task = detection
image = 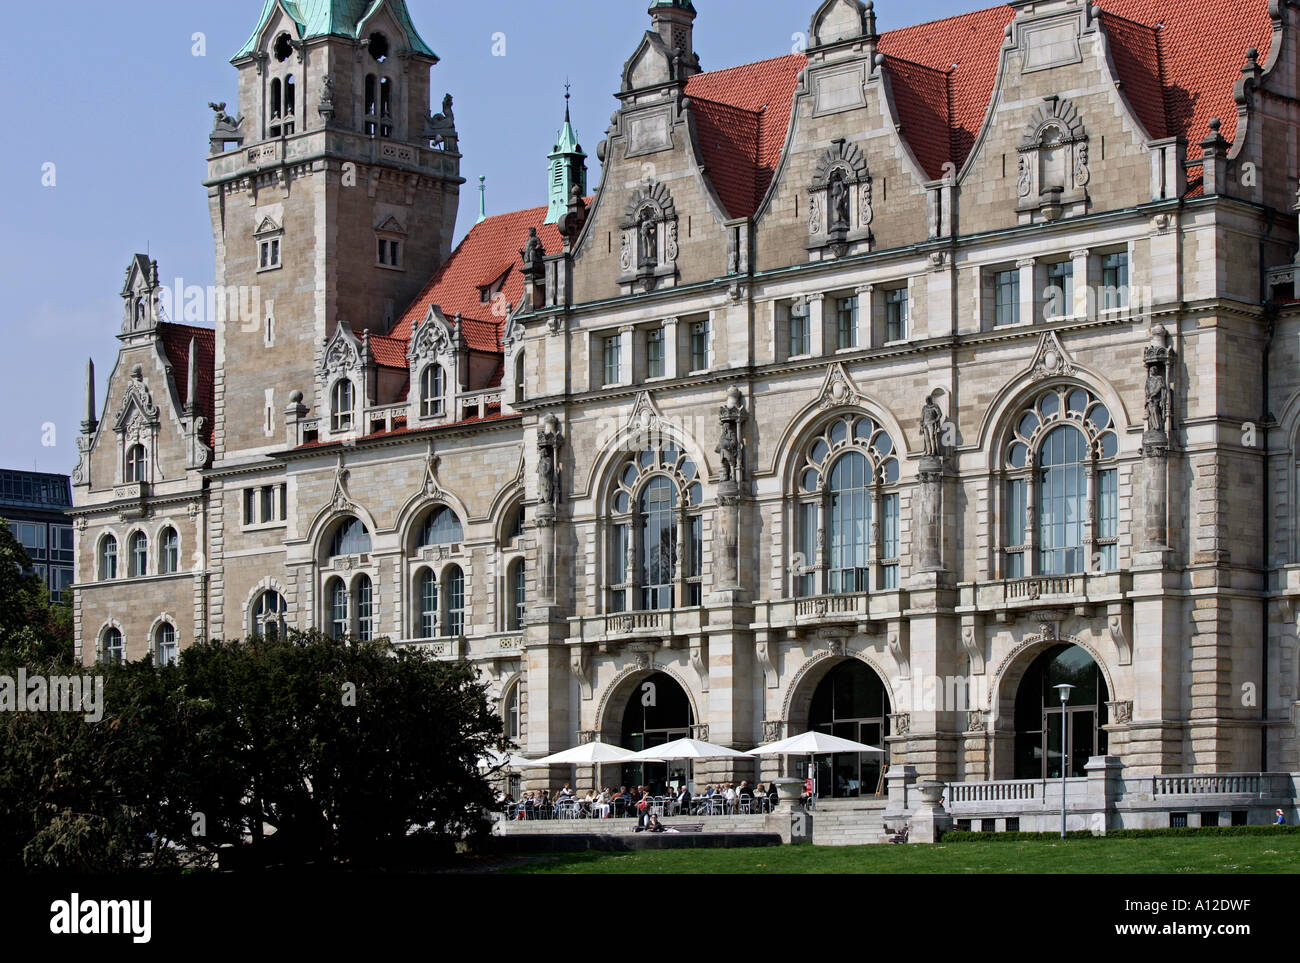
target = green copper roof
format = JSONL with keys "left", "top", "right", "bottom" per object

{"left": 234, "top": 0, "right": 436, "bottom": 61}
{"left": 546, "top": 96, "right": 588, "bottom": 225}
{"left": 651, "top": 0, "right": 697, "bottom": 10}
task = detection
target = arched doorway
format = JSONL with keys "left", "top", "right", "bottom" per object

{"left": 619, "top": 671, "right": 694, "bottom": 794}
{"left": 808, "top": 659, "right": 890, "bottom": 798}
{"left": 1014, "top": 644, "right": 1109, "bottom": 778}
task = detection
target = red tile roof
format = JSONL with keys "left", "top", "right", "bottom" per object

{"left": 368, "top": 332, "right": 408, "bottom": 369}
{"left": 393, "top": 204, "right": 566, "bottom": 350}
{"left": 686, "top": 54, "right": 807, "bottom": 219}
{"left": 295, "top": 411, "right": 522, "bottom": 450}
{"left": 157, "top": 322, "right": 215, "bottom": 447}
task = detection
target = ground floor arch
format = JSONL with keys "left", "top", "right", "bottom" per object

{"left": 788, "top": 656, "right": 893, "bottom": 799}
{"left": 1012, "top": 643, "right": 1110, "bottom": 778}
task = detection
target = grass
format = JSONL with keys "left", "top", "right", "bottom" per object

{"left": 494, "top": 835, "right": 1300, "bottom": 874}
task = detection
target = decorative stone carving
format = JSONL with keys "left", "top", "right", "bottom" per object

{"left": 716, "top": 387, "right": 747, "bottom": 486}
{"left": 620, "top": 180, "right": 678, "bottom": 287}
{"left": 690, "top": 637, "right": 709, "bottom": 692}
{"left": 808, "top": 138, "right": 873, "bottom": 256}
{"left": 961, "top": 622, "right": 986, "bottom": 676}
{"left": 330, "top": 456, "right": 354, "bottom": 514}
{"left": 520, "top": 227, "right": 545, "bottom": 277}
{"left": 1028, "top": 330, "right": 1077, "bottom": 381}
{"left": 888, "top": 631, "right": 910, "bottom": 679}
{"left": 113, "top": 365, "right": 160, "bottom": 432}
{"left": 1144, "top": 324, "right": 1172, "bottom": 438}
{"left": 578, "top": 729, "right": 597, "bottom": 745}
{"left": 570, "top": 646, "right": 592, "bottom": 701}
{"left": 537, "top": 414, "right": 563, "bottom": 511}
{"left": 1107, "top": 700, "right": 1134, "bottom": 725}
{"left": 966, "top": 710, "right": 987, "bottom": 733}
{"left": 921, "top": 394, "right": 945, "bottom": 457}
{"left": 756, "top": 637, "right": 778, "bottom": 689}
{"left": 691, "top": 724, "right": 711, "bottom": 742}
{"left": 425, "top": 93, "right": 458, "bottom": 152}
{"left": 818, "top": 362, "right": 864, "bottom": 410}
{"left": 317, "top": 76, "right": 335, "bottom": 122}
{"left": 208, "top": 101, "right": 244, "bottom": 152}
{"left": 1017, "top": 95, "right": 1089, "bottom": 216}
{"left": 619, "top": 232, "right": 634, "bottom": 273}
{"left": 762, "top": 720, "right": 785, "bottom": 743}
{"left": 889, "top": 712, "right": 911, "bottom": 737}
{"left": 421, "top": 441, "right": 444, "bottom": 500}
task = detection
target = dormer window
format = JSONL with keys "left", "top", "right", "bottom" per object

{"left": 125, "top": 444, "right": 146, "bottom": 483}
{"left": 421, "top": 365, "right": 445, "bottom": 418}
{"left": 331, "top": 379, "right": 355, "bottom": 432}
{"left": 377, "top": 238, "right": 401, "bottom": 268}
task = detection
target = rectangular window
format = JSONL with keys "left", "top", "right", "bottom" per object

{"left": 260, "top": 486, "right": 274, "bottom": 524}
{"left": 1006, "top": 478, "right": 1027, "bottom": 578}
{"left": 279, "top": 484, "right": 287, "bottom": 522}
{"left": 881, "top": 493, "right": 899, "bottom": 590}
{"left": 446, "top": 577, "right": 465, "bottom": 636}
{"left": 51, "top": 566, "right": 74, "bottom": 603}
{"left": 259, "top": 238, "right": 281, "bottom": 270}
{"left": 609, "top": 523, "right": 628, "bottom": 614}
{"left": 1101, "top": 252, "right": 1129, "bottom": 309}
{"left": 52, "top": 525, "right": 74, "bottom": 563}
{"left": 687, "top": 515, "right": 702, "bottom": 607}
{"left": 1097, "top": 468, "right": 1118, "bottom": 571}
{"left": 646, "top": 327, "right": 664, "bottom": 379}
{"left": 994, "top": 269, "right": 1020, "bottom": 326}
{"left": 789, "top": 305, "right": 810, "bottom": 357}
{"left": 690, "top": 321, "right": 709, "bottom": 372}
{"left": 1045, "top": 261, "right": 1073, "bottom": 319}
{"left": 796, "top": 502, "right": 817, "bottom": 597}
{"left": 885, "top": 288, "right": 908, "bottom": 342}
{"left": 836, "top": 296, "right": 858, "bottom": 350}
{"left": 243, "top": 489, "right": 255, "bottom": 526}
{"left": 603, "top": 335, "right": 622, "bottom": 386}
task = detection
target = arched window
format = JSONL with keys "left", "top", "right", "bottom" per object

{"left": 514, "top": 352, "right": 525, "bottom": 405}
{"left": 418, "top": 569, "right": 437, "bottom": 638}
{"left": 125, "top": 444, "right": 146, "bottom": 484}
{"left": 129, "top": 531, "right": 148, "bottom": 578}
{"left": 421, "top": 365, "right": 445, "bottom": 418}
{"left": 155, "top": 622, "right": 177, "bottom": 666}
{"left": 809, "top": 659, "right": 891, "bottom": 797}
{"left": 159, "top": 527, "right": 179, "bottom": 575}
{"left": 378, "top": 77, "right": 393, "bottom": 136}
{"left": 607, "top": 445, "right": 704, "bottom": 613}
{"left": 508, "top": 559, "right": 526, "bottom": 631}
{"left": 792, "top": 415, "right": 901, "bottom": 597}
{"left": 355, "top": 574, "right": 374, "bottom": 642}
{"left": 331, "top": 379, "right": 355, "bottom": 432}
{"left": 100, "top": 535, "right": 118, "bottom": 580}
{"left": 442, "top": 565, "right": 464, "bottom": 636}
{"left": 102, "top": 628, "right": 124, "bottom": 665}
{"left": 328, "top": 578, "right": 348, "bottom": 639}
{"left": 1014, "top": 644, "right": 1109, "bottom": 778}
{"left": 254, "top": 590, "right": 286, "bottom": 639}
{"left": 504, "top": 683, "right": 520, "bottom": 741}
{"left": 329, "top": 517, "right": 371, "bottom": 558}
{"left": 364, "top": 74, "right": 378, "bottom": 135}
{"left": 1002, "top": 386, "right": 1119, "bottom": 577}
{"left": 420, "top": 506, "right": 463, "bottom": 547}
{"left": 270, "top": 78, "right": 282, "bottom": 121}
{"left": 506, "top": 503, "right": 526, "bottom": 543}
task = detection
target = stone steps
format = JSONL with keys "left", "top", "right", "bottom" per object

{"left": 808, "top": 809, "right": 889, "bottom": 846}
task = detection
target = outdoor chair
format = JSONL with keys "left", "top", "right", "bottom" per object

{"left": 738, "top": 794, "right": 753, "bottom": 814}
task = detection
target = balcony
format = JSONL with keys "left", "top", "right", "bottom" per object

{"left": 960, "top": 570, "right": 1129, "bottom": 616}
{"left": 568, "top": 607, "right": 704, "bottom": 647}
{"left": 751, "top": 591, "right": 902, "bottom": 634}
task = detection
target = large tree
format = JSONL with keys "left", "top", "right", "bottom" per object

{"left": 0, "top": 518, "right": 72, "bottom": 664}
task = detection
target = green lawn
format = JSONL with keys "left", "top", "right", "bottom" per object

{"left": 495, "top": 835, "right": 1300, "bottom": 874}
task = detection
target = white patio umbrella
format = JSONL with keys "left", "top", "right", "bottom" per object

{"left": 747, "top": 730, "right": 884, "bottom": 802}
{"left": 531, "top": 741, "right": 640, "bottom": 765}
{"left": 478, "top": 749, "right": 540, "bottom": 770}
{"left": 630, "top": 737, "right": 752, "bottom": 797}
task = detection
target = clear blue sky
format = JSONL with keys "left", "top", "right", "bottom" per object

{"left": 0, "top": 0, "right": 963, "bottom": 474}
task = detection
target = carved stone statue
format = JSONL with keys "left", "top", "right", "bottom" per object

{"left": 1143, "top": 324, "right": 1172, "bottom": 437}
{"left": 716, "top": 387, "right": 748, "bottom": 485}
{"left": 638, "top": 211, "right": 658, "bottom": 268}
{"left": 537, "top": 414, "right": 563, "bottom": 508}
{"left": 921, "top": 395, "right": 945, "bottom": 457}
{"left": 829, "top": 171, "right": 850, "bottom": 231}
{"left": 427, "top": 93, "right": 458, "bottom": 151}
{"left": 520, "top": 227, "right": 545, "bottom": 276}
{"left": 1016, "top": 153, "right": 1032, "bottom": 197}
{"left": 208, "top": 101, "right": 244, "bottom": 152}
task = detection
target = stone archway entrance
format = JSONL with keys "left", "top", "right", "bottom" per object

{"left": 1013, "top": 643, "right": 1110, "bottom": 778}
{"left": 791, "top": 658, "right": 892, "bottom": 799}
{"left": 617, "top": 671, "right": 694, "bottom": 794}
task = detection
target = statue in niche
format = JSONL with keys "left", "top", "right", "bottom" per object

{"left": 638, "top": 209, "right": 658, "bottom": 268}
{"left": 537, "top": 414, "right": 563, "bottom": 507}
{"left": 829, "top": 170, "right": 851, "bottom": 231}
{"left": 716, "top": 387, "right": 748, "bottom": 485}
{"left": 921, "top": 395, "right": 944, "bottom": 457}
{"left": 1145, "top": 363, "right": 1169, "bottom": 434}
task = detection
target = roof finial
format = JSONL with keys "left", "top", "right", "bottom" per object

{"left": 477, "top": 175, "right": 487, "bottom": 224}
{"left": 564, "top": 78, "right": 572, "bottom": 123}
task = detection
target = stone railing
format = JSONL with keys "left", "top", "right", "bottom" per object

{"left": 1151, "top": 773, "right": 1291, "bottom": 797}
{"left": 751, "top": 591, "right": 902, "bottom": 633}
{"left": 568, "top": 608, "right": 703, "bottom": 645}
{"left": 1006, "top": 575, "right": 1081, "bottom": 601}
{"left": 794, "top": 593, "right": 869, "bottom": 619}
{"left": 946, "top": 780, "right": 1040, "bottom": 803}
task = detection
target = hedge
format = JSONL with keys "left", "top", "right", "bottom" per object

{"left": 938, "top": 825, "right": 1300, "bottom": 843}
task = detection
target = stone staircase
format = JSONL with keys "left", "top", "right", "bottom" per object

{"left": 807, "top": 800, "right": 890, "bottom": 846}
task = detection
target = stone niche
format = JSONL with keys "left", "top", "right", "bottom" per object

{"left": 807, "top": 138, "right": 874, "bottom": 261}
{"left": 618, "top": 179, "right": 680, "bottom": 293}
{"left": 1016, "top": 95, "right": 1090, "bottom": 223}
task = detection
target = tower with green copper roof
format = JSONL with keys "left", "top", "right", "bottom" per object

{"left": 208, "top": 0, "right": 463, "bottom": 462}
{"left": 545, "top": 89, "right": 588, "bottom": 225}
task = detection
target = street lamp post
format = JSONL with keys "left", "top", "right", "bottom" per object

{"left": 1054, "top": 683, "right": 1075, "bottom": 839}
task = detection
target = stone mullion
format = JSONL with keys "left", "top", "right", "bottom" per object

{"left": 1084, "top": 461, "right": 1097, "bottom": 571}
{"left": 1024, "top": 467, "right": 1038, "bottom": 576}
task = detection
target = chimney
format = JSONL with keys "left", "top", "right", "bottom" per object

{"left": 649, "top": 1, "right": 698, "bottom": 73}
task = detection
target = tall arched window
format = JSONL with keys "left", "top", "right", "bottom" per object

{"left": 100, "top": 535, "right": 118, "bottom": 580}
{"left": 328, "top": 578, "right": 348, "bottom": 639}
{"left": 355, "top": 574, "right": 374, "bottom": 641}
{"left": 505, "top": 683, "right": 520, "bottom": 741}
{"left": 254, "top": 590, "right": 286, "bottom": 639}
{"left": 1003, "top": 386, "right": 1119, "bottom": 577}
{"left": 329, "top": 517, "right": 371, "bottom": 558}
{"left": 418, "top": 569, "right": 438, "bottom": 638}
{"left": 421, "top": 365, "right": 445, "bottom": 417}
{"left": 607, "top": 445, "right": 704, "bottom": 613}
{"left": 102, "top": 628, "right": 124, "bottom": 665}
{"left": 129, "top": 531, "right": 148, "bottom": 578}
{"left": 160, "top": 527, "right": 179, "bottom": 575}
{"left": 125, "top": 445, "right": 146, "bottom": 483}
{"left": 364, "top": 74, "right": 378, "bottom": 135}
{"left": 420, "top": 506, "right": 463, "bottom": 547}
{"left": 442, "top": 565, "right": 465, "bottom": 636}
{"left": 792, "top": 415, "right": 901, "bottom": 597}
{"left": 508, "top": 559, "right": 526, "bottom": 631}
{"left": 155, "top": 623, "right": 177, "bottom": 666}
{"left": 331, "top": 379, "right": 355, "bottom": 432}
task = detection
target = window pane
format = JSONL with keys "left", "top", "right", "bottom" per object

{"left": 1037, "top": 426, "right": 1087, "bottom": 575}
{"left": 829, "top": 452, "right": 870, "bottom": 594}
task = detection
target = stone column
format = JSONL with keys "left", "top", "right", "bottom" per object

{"left": 1140, "top": 325, "right": 1171, "bottom": 553}
{"left": 715, "top": 388, "right": 748, "bottom": 592}
{"left": 1017, "top": 257, "right": 1036, "bottom": 325}
{"left": 917, "top": 455, "right": 943, "bottom": 572}
{"left": 535, "top": 415, "right": 563, "bottom": 605}
{"left": 807, "top": 293, "right": 826, "bottom": 357}
{"left": 662, "top": 317, "right": 679, "bottom": 379}
{"left": 1070, "top": 248, "right": 1090, "bottom": 318}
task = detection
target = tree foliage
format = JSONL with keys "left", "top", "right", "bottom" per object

{"left": 0, "top": 631, "right": 504, "bottom": 872}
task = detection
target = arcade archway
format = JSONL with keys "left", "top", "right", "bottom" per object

{"left": 1013, "top": 643, "right": 1110, "bottom": 778}
{"left": 806, "top": 659, "right": 891, "bottom": 799}
{"left": 617, "top": 671, "right": 695, "bottom": 793}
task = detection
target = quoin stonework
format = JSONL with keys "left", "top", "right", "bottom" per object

{"left": 70, "top": 0, "right": 1300, "bottom": 830}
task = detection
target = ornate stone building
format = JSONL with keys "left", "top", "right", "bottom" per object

{"left": 71, "top": 0, "right": 1300, "bottom": 815}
